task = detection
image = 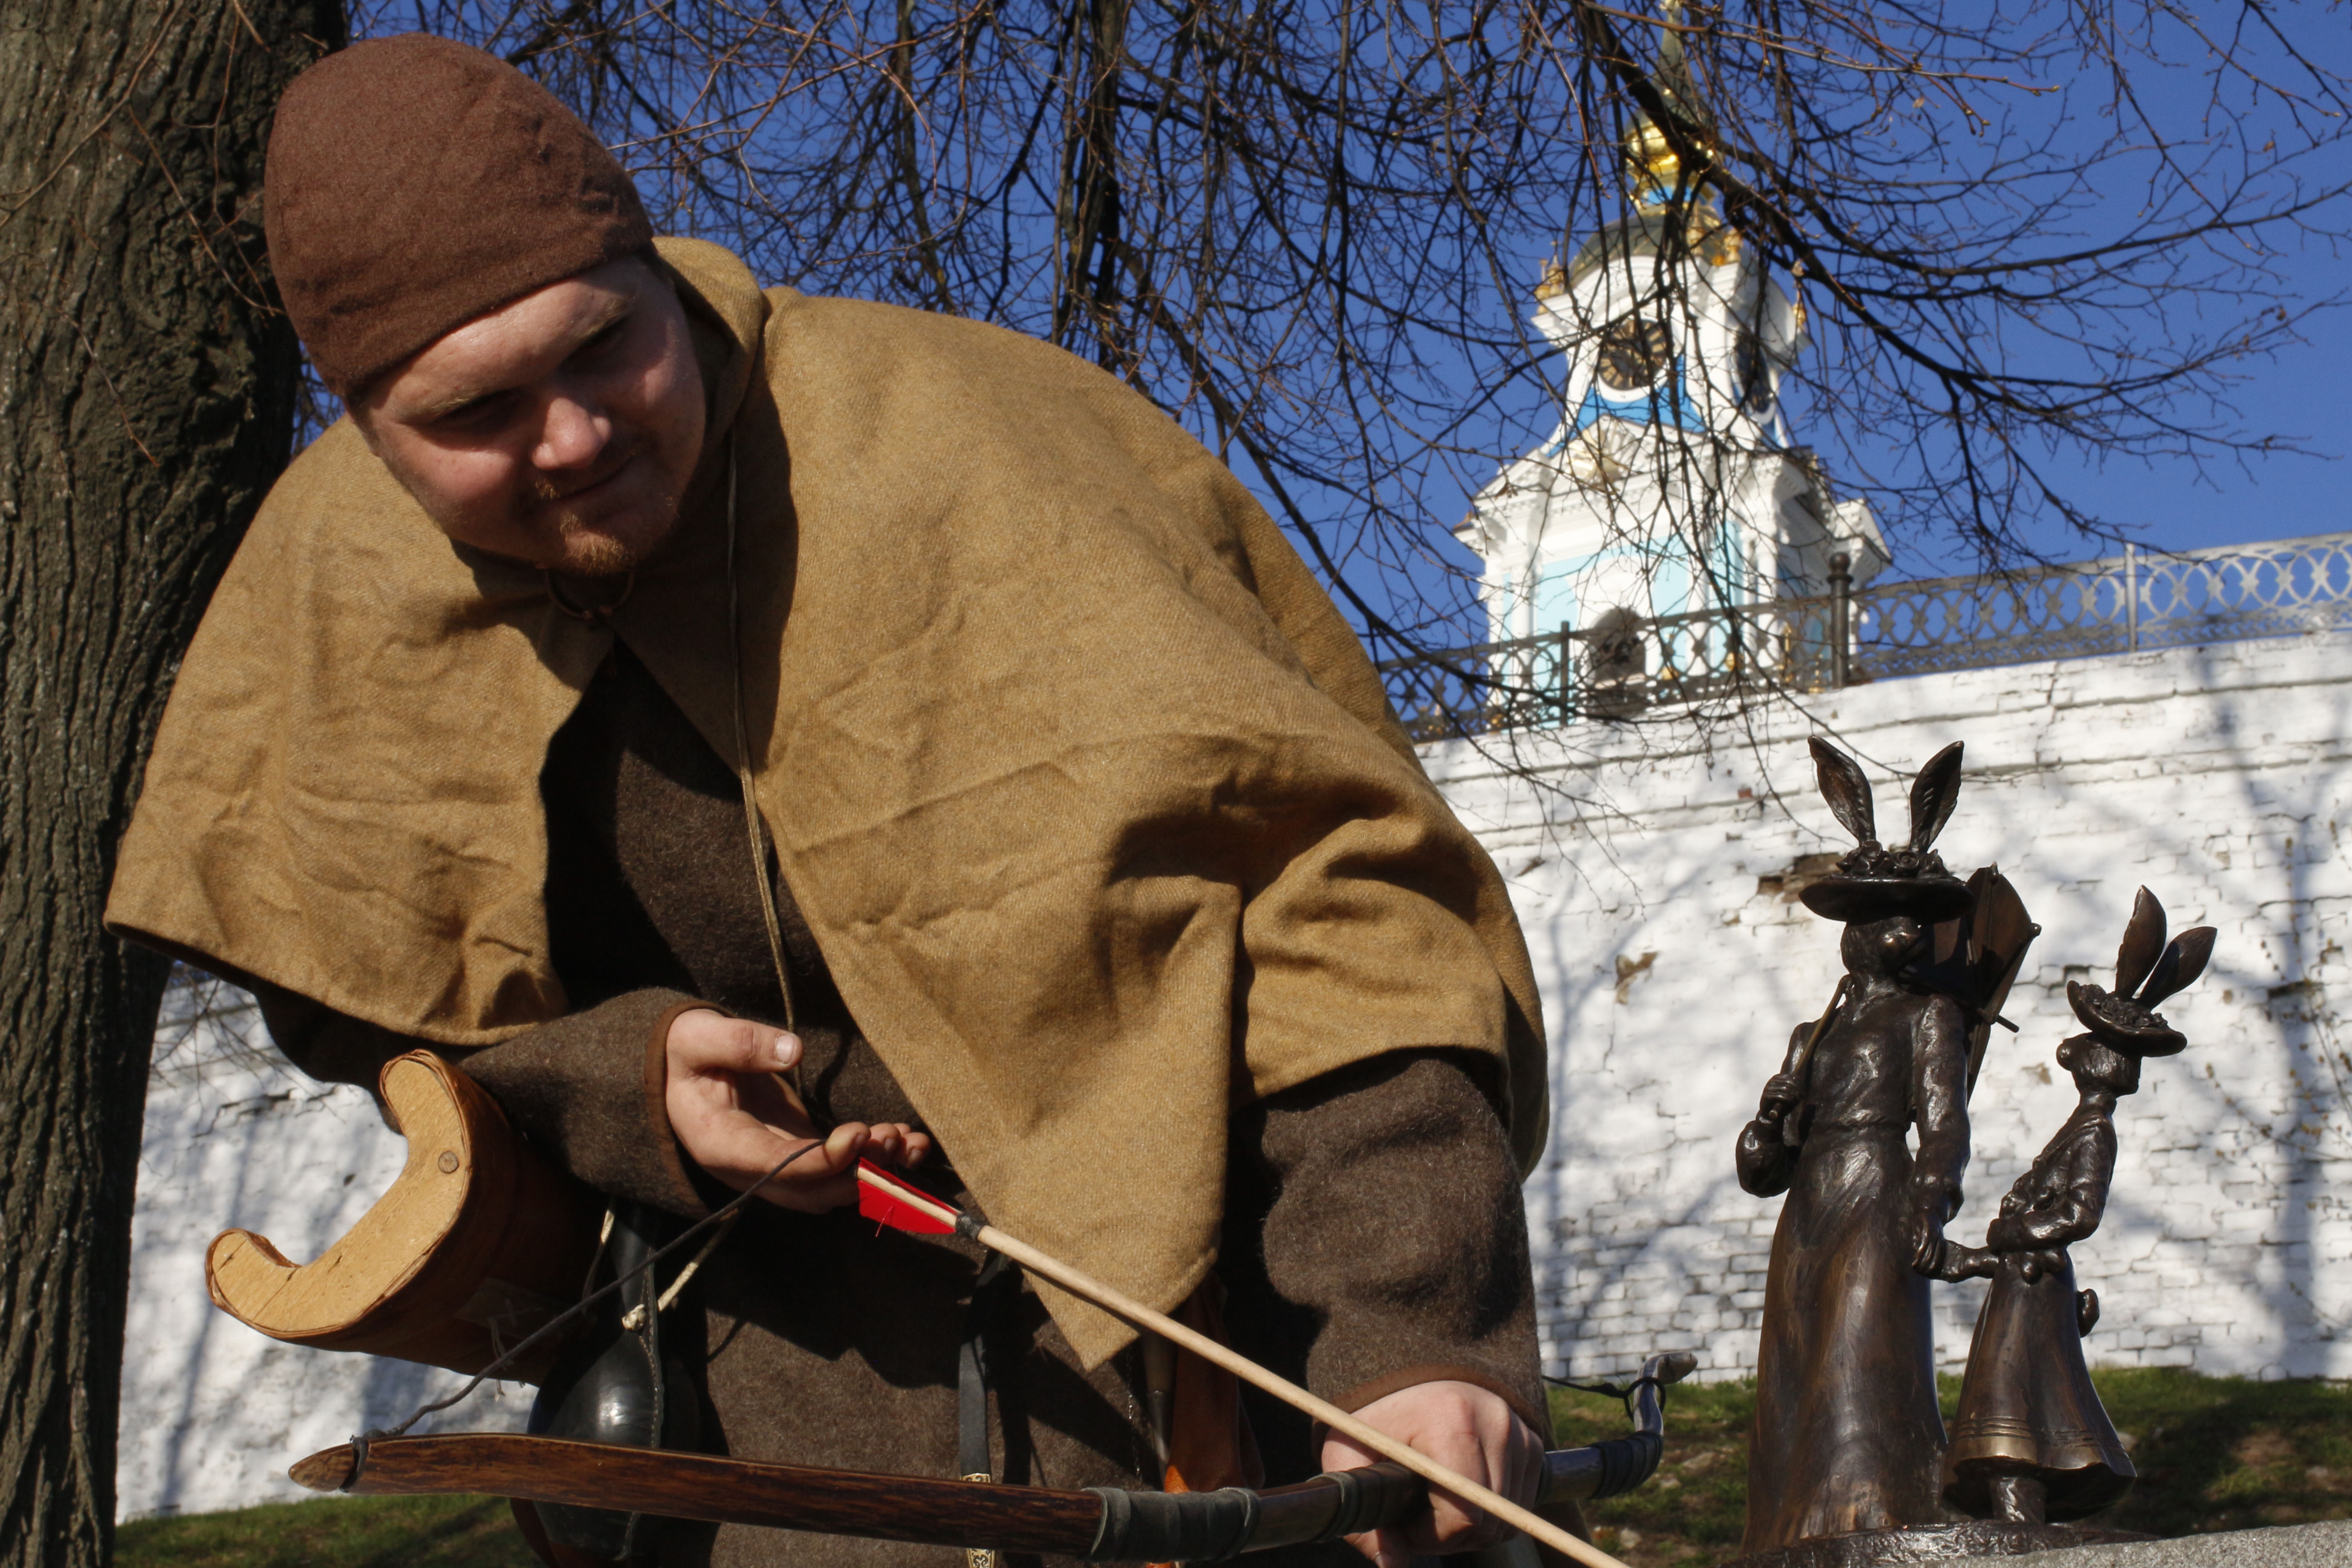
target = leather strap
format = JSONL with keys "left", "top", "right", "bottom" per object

{"left": 957, "top": 1253, "right": 1019, "bottom": 1480}
{"left": 958, "top": 1253, "right": 1019, "bottom": 1568}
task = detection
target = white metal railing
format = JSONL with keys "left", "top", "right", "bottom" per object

{"left": 1380, "top": 531, "right": 2352, "bottom": 741}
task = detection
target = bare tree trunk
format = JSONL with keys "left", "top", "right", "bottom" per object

{"left": 0, "top": 4, "right": 341, "bottom": 1562}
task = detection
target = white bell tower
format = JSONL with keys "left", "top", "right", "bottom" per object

{"left": 1458, "top": 92, "right": 1887, "bottom": 660}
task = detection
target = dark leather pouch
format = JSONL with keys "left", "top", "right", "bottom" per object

{"left": 529, "top": 1201, "right": 702, "bottom": 1564}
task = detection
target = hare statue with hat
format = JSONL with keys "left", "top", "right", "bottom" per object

{"left": 1923, "top": 890, "right": 2216, "bottom": 1531}
{"left": 1735, "top": 738, "right": 1981, "bottom": 1553}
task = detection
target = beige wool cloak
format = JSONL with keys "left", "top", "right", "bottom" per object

{"left": 107, "top": 238, "right": 1548, "bottom": 1368}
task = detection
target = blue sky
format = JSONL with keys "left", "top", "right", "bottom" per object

{"left": 2009, "top": 301, "right": 2347, "bottom": 559}
{"left": 1392, "top": 16, "right": 2352, "bottom": 622}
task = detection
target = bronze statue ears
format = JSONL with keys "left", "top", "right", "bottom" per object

{"left": 1808, "top": 737, "right": 1879, "bottom": 847}
{"left": 1799, "top": 739, "right": 1975, "bottom": 924}
{"left": 2068, "top": 886, "right": 2218, "bottom": 1055}
{"left": 2113, "top": 886, "right": 2168, "bottom": 997}
{"left": 2112, "top": 886, "right": 2215, "bottom": 1007}
{"left": 1807, "top": 737, "right": 1965, "bottom": 853}
{"left": 1906, "top": 743, "right": 1965, "bottom": 855}
{"left": 2141, "top": 928, "right": 2216, "bottom": 1008}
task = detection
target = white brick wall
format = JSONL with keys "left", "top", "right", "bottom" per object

{"left": 1425, "top": 630, "right": 2352, "bottom": 1387}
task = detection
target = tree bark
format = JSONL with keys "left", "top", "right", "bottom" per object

{"left": 0, "top": 4, "right": 342, "bottom": 1562}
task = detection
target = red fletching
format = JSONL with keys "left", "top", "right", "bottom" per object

{"left": 855, "top": 1161, "right": 960, "bottom": 1236}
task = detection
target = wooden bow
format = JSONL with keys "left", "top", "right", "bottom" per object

{"left": 293, "top": 1362, "right": 1686, "bottom": 1564}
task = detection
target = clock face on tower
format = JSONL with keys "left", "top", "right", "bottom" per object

{"left": 1596, "top": 315, "right": 1675, "bottom": 393}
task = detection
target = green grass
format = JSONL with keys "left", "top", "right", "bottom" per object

{"left": 114, "top": 1370, "right": 2352, "bottom": 1568}
{"left": 2092, "top": 1368, "right": 2352, "bottom": 1539}
{"left": 117, "top": 1493, "right": 536, "bottom": 1568}
{"left": 1551, "top": 1367, "right": 2352, "bottom": 1568}
{"left": 1552, "top": 1374, "right": 1757, "bottom": 1564}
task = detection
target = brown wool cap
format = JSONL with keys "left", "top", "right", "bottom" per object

{"left": 263, "top": 34, "right": 654, "bottom": 395}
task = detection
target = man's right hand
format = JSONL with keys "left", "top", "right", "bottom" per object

{"left": 1318, "top": 1380, "right": 1544, "bottom": 1566}
{"left": 663, "top": 1009, "right": 931, "bottom": 1212}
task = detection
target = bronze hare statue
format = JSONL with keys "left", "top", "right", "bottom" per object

{"left": 1737, "top": 738, "right": 1979, "bottom": 1552}
{"left": 1925, "top": 889, "right": 2215, "bottom": 1526}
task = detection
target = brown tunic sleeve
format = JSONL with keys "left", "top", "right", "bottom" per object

{"left": 1228, "top": 1049, "right": 1547, "bottom": 1440}
{"left": 253, "top": 980, "right": 712, "bottom": 1217}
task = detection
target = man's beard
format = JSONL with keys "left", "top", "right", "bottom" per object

{"left": 554, "top": 515, "right": 655, "bottom": 577}
{"left": 537, "top": 444, "right": 682, "bottom": 576}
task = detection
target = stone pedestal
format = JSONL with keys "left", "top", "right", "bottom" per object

{"left": 1723, "top": 1522, "right": 2149, "bottom": 1568}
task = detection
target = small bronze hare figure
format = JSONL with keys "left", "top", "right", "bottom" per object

{"left": 1924, "top": 889, "right": 2215, "bottom": 1526}
{"left": 1737, "top": 739, "right": 1979, "bottom": 1552}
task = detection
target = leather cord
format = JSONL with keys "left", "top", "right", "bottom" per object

{"left": 358, "top": 1143, "right": 822, "bottom": 1454}
{"left": 723, "top": 437, "right": 804, "bottom": 1102}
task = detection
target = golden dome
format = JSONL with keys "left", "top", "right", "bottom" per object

{"left": 1625, "top": 114, "right": 1710, "bottom": 210}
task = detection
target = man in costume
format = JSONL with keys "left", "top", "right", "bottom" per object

{"left": 105, "top": 34, "right": 1558, "bottom": 1568}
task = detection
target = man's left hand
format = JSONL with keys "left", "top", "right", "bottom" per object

{"left": 663, "top": 1009, "right": 931, "bottom": 1210}
{"left": 1318, "top": 1379, "right": 1544, "bottom": 1564}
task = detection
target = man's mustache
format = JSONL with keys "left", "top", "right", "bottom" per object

{"left": 530, "top": 440, "right": 642, "bottom": 509}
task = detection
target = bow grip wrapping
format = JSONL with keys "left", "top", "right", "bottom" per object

{"left": 1087, "top": 1485, "right": 1259, "bottom": 1562}
{"left": 1083, "top": 1431, "right": 1649, "bottom": 1563}
{"left": 1088, "top": 1462, "right": 1426, "bottom": 1561}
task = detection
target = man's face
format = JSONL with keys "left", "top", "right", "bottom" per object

{"left": 353, "top": 255, "right": 706, "bottom": 576}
